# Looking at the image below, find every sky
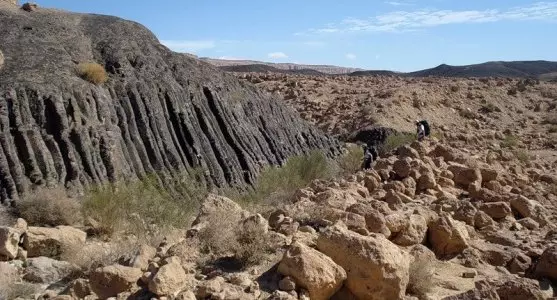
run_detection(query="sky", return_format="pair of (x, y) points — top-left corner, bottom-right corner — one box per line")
(38, 0), (557, 72)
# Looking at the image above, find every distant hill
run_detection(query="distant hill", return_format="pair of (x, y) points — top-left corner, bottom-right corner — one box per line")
(220, 64), (324, 76)
(201, 58), (363, 75)
(349, 60), (557, 79)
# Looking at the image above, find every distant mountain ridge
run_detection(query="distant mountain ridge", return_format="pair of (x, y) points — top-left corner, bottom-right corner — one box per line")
(200, 58), (363, 75)
(203, 57), (557, 78)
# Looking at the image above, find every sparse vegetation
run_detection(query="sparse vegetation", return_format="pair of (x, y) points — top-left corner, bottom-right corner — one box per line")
(76, 62), (108, 85)
(227, 150), (336, 210)
(543, 114), (557, 125)
(549, 125), (557, 133)
(514, 149), (530, 163)
(198, 209), (270, 268)
(379, 132), (415, 155)
(338, 144), (364, 175)
(501, 135), (519, 148)
(407, 258), (436, 298)
(479, 103), (501, 113)
(17, 186), (82, 227)
(82, 172), (207, 237)
(459, 108), (478, 119)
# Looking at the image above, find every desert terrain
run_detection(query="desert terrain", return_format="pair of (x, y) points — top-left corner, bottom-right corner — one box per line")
(2, 1), (557, 300)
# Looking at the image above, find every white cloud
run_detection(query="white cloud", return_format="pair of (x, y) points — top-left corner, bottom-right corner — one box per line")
(346, 53), (357, 60)
(385, 1), (413, 6)
(161, 40), (215, 53)
(268, 52), (288, 59)
(302, 2), (557, 34)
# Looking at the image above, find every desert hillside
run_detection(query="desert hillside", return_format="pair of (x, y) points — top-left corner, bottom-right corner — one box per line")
(1, 1), (557, 300)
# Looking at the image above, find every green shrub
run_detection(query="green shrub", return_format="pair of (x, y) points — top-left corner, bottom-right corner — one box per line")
(501, 135), (519, 148)
(338, 144), (364, 175)
(77, 62), (108, 85)
(379, 132), (415, 156)
(228, 150), (336, 210)
(514, 149), (530, 163)
(198, 209), (270, 268)
(17, 187), (82, 227)
(82, 171), (207, 237)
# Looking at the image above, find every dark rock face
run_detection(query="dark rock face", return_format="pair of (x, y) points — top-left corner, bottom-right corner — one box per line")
(341, 126), (398, 147)
(0, 6), (340, 203)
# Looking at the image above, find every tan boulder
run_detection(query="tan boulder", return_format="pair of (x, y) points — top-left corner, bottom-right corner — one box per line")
(392, 214), (427, 246)
(89, 264), (142, 299)
(130, 244), (157, 270)
(474, 211), (496, 229)
(448, 164), (482, 188)
(534, 245), (557, 282)
(346, 204), (390, 236)
(364, 175), (381, 193)
(24, 226), (86, 258)
(453, 201), (478, 226)
(278, 242), (346, 300)
(479, 202), (512, 220)
(393, 158), (412, 178)
(510, 196), (548, 225)
(314, 189), (359, 211)
(417, 172), (437, 191)
(0, 226), (22, 260)
(149, 260), (193, 296)
(428, 214), (470, 257)
(317, 223), (410, 300)
(191, 194), (246, 229)
(480, 168), (499, 183)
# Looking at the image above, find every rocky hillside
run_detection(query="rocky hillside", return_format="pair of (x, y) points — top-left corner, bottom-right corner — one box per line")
(2, 137), (557, 299)
(0, 4), (340, 203)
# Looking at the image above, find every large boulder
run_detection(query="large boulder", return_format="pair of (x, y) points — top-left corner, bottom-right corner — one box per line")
(277, 242), (346, 300)
(148, 260), (193, 296)
(448, 164), (482, 188)
(0, 226), (22, 260)
(417, 172), (437, 191)
(23, 226), (86, 258)
(130, 244), (157, 270)
(392, 214), (427, 246)
(89, 264), (142, 299)
(479, 202), (512, 220)
(191, 194), (246, 229)
(428, 215), (470, 257)
(510, 196), (548, 225)
(346, 204), (390, 236)
(23, 257), (79, 284)
(316, 223), (410, 300)
(393, 158), (412, 178)
(534, 245), (557, 282)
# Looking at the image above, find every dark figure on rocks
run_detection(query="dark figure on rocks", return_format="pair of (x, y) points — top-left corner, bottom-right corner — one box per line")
(362, 145), (378, 170)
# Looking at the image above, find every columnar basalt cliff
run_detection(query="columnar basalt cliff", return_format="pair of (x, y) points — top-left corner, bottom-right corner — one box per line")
(0, 6), (340, 202)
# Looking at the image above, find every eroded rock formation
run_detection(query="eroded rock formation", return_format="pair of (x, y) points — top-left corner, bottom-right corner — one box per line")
(0, 6), (340, 202)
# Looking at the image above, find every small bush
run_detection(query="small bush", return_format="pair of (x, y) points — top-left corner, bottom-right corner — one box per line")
(501, 135), (519, 148)
(229, 150), (336, 209)
(544, 114), (557, 125)
(77, 62), (108, 85)
(379, 132), (415, 156)
(17, 186), (82, 227)
(198, 210), (270, 268)
(549, 125), (557, 133)
(514, 149), (530, 163)
(82, 171), (207, 237)
(407, 258), (436, 298)
(61, 238), (142, 273)
(479, 103), (501, 113)
(459, 109), (478, 119)
(338, 144), (364, 175)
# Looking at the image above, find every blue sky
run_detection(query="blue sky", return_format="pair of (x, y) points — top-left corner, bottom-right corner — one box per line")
(39, 1), (557, 72)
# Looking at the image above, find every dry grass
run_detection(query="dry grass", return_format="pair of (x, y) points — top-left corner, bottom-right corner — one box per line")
(198, 210), (270, 268)
(82, 172), (207, 237)
(61, 238), (143, 273)
(17, 186), (82, 227)
(227, 150), (336, 210)
(379, 132), (415, 156)
(514, 149), (530, 163)
(0, 206), (17, 227)
(407, 258), (436, 298)
(76, 62), (108, 85)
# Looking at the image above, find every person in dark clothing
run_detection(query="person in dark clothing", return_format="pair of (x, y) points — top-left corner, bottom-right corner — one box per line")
(362, 144), (378, 170)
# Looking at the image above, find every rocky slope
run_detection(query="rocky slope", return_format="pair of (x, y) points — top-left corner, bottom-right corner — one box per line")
(201, 58), (364, 75)
(0, 4), (340, 203)
(2, 138), (557, 299)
